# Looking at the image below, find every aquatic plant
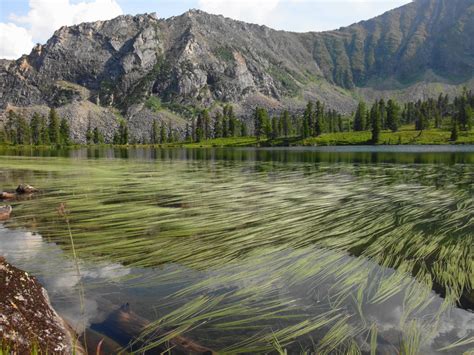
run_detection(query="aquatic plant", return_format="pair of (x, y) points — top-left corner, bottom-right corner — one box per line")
(0, 153), (472, 353)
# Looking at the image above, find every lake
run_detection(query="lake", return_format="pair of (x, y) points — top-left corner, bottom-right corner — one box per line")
(0, 146), (473, 354)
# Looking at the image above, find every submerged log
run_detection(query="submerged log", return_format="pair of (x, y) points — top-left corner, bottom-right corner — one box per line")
(80, 328), (126, 355)
(91, 303), (215, 354)
(0, 205), (12, 221)
(1, 184), (38, 201)
(0, 257), (83, 354)
(0, 192), (16, 200)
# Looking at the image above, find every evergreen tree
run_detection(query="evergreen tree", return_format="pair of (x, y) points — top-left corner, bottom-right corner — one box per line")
(254, 107), (269, 140)
(4, 111), (17, 144)
(282, 110), (291, 137)
(151, 120), (159, 144)
(213, 112), (223, 138)
(30, 112), (41, 145)
(415, 102), (429, 131)
(202, 109), (211, 139)
(160, 121), (167, 144)
(191, 118), (196, 142)
(240, 122), (248, 136)
(195, 111), (204, 142)
(39, 116), (50, 145)
(370, 101), (381, 144)
(118, 120), (128, 145)
(59, 118), (70, 145)
(386, 99), (400, 132)
(314, 101), (324, 136)
(93, 127), (104, 144)
(271, 116), (279, 139)
(48, 108), (60, 145)
(222, 114), (229, 138)
(86, 121), (93, 144)
(16, 114), (31, 145)
(378, 99), (387, 129)
(185, 123), (191, 142)
(337, 114), (343, 132)
(450, 117), (459, 141)
(302, 101), (313, 138)
(168, 121), (174, 143)
(353, 101), (366, 131)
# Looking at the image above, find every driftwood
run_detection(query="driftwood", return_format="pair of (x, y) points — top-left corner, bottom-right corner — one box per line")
(0, 184), (38, 201)
(91, 304), (215, 354)
(80, 328), (125, 355)
(0, 205), (12, 221)
(16, 184), (38, 194)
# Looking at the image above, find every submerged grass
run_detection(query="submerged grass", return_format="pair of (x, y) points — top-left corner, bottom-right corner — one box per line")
(0, 154), (472, 353)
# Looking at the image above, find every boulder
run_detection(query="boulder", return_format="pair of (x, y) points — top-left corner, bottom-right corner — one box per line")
(0, 257), (83, 354)
(0, 205), (12, 221)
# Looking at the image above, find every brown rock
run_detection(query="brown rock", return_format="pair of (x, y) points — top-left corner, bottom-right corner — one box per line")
(0, 205), (12, 221)
(15, 184), (38, 194)
(0, 258), (83, 354)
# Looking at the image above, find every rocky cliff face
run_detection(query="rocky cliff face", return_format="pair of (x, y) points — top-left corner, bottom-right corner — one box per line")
(0, 0), (473, 141)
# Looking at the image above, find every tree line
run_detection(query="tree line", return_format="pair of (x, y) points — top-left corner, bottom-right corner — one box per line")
(1, 89), (472, 146)
(0, 108), (70, 146)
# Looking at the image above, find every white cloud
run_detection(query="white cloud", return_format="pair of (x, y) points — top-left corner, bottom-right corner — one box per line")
(0, 22), (34, 59)
(1, 0), (123, 60)
(198, 0), (281, 25)
(197, 0), (412, 32)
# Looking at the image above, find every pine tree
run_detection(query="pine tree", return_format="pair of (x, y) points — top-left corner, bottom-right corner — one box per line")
(271, 116), (279, 139)
(353, 101), (366, 131)
(195, 112), (204, 142)
(151, 120), (159, 144)
(240, 122), (248, 136)
(30, 112), (41, 145)
(213, 112), (223, 138)
(48, 108), (60, 145)
(378, 99), (387, 130)
(302, 102), (313, 138)
(39, 116), (50, 145)
(93, 127), (104, 144)
(386, 99), (400, 132)
(185, 123), (191, 142)
(160, 121), (167, 144)
(370, 101), (381, 144)
(4, 111), (17, 144)
(167, 120), (174, 143)
(16, 114), (31, 145)
(254, 107), (269, 140)
(118, 120), (128, 145)
(59, 118), (70, 145)
(191, 118), (196, 142)
(86, 121), (93, 144)
(281, 110), (291, 137)
(202, 109), (211, 139)
(315, 101), (324, 136)
(450, 117), (459, 141)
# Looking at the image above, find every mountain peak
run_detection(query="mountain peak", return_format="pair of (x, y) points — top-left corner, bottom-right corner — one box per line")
(0, 0), (472, 129)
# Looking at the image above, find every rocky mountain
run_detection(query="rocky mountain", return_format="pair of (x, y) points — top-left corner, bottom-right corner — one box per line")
(0, 0), (473, 142)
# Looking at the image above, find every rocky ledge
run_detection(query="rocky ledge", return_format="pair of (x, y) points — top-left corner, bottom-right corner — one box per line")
(0, 256), (83, 354)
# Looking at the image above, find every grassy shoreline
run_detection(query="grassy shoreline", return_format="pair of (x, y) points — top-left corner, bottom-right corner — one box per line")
(1, 129), (473, 150)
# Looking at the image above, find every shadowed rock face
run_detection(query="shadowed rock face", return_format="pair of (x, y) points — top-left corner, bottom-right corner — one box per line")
(0, 0), (473, 139)
(0, 257), (82, 354)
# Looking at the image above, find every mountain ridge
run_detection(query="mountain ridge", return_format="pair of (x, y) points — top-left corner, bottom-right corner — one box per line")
(0, 0), (473, 141)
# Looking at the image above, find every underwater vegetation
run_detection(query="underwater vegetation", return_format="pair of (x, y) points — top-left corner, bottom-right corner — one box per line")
(0, 151), (472, 354)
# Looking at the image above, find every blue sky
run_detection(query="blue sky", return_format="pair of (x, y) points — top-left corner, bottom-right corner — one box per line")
(0, 0), (412, 59)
